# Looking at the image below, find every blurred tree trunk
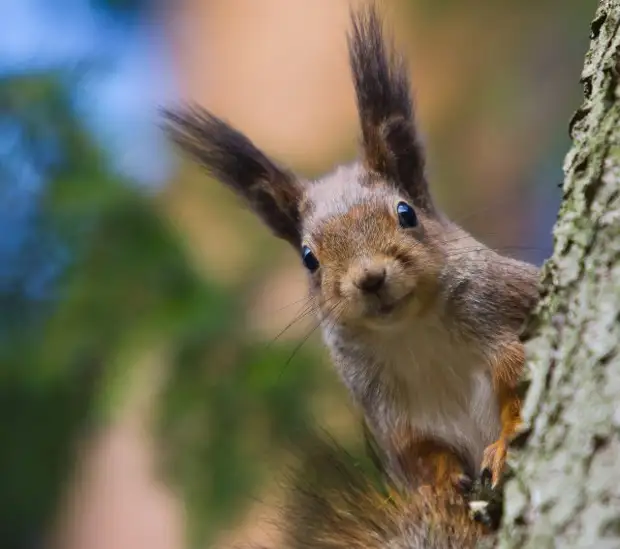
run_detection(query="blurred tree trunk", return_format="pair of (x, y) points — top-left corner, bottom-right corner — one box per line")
(498, 1), (620, 547)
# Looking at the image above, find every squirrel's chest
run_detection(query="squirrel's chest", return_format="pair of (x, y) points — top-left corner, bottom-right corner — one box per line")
(374, 329), (501, 466)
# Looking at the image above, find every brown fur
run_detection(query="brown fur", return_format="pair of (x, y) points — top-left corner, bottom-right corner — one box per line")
(164, 3), (541, 545)
(348, 5), (432, 212)
(275, 431), (487, 549)
(396, 436), (470, 491)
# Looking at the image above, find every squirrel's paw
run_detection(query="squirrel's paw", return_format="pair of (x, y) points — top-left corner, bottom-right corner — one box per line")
(480, 438), (507, 488)
(468, 449), (510, 532)
(468, 472), (505, 532)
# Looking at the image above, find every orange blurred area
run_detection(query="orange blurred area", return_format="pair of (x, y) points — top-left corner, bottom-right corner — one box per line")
(1, 1), (595, 548)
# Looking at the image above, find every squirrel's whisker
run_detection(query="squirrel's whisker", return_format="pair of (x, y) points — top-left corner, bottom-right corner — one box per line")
(278, 301), (341, 379)
(266, 295), (342, 348)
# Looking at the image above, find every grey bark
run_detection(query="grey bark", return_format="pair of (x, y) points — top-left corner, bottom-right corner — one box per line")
(497, 1), (620, 547)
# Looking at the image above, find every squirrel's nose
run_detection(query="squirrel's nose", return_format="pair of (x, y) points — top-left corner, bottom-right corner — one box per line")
(355, 268), (386, 294)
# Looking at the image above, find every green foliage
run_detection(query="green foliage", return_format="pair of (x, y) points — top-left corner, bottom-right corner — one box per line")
(159, 340), (320, 546)
(0, 72), (320, 548)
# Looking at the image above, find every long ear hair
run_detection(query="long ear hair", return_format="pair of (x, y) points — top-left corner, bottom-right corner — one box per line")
(348, 5), (433, 212)
(163, 107), (302, 246)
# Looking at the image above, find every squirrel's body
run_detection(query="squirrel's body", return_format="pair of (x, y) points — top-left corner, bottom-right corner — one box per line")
(308, 161), (538, 481)
(164, 3), (540, 545)
(324, 307), (502, 474)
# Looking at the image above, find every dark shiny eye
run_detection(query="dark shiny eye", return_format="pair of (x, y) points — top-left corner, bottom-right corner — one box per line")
(396, 201), (418, 228)
(302, 245), (320, 272)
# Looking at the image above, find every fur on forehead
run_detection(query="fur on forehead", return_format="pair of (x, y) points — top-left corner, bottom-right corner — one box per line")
(301, 163), (408, 232)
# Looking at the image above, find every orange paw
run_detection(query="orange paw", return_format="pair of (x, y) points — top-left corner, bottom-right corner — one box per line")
(481, 438), (508, 487)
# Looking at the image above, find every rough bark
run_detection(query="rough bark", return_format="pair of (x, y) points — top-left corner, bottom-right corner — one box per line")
(497, 1), (620, 547)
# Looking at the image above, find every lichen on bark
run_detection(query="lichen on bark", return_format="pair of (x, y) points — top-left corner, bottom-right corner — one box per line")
(498, 1), (620, 547)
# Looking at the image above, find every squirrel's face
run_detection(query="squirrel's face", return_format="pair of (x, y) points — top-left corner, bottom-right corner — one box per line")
(300, 165), (445, 330)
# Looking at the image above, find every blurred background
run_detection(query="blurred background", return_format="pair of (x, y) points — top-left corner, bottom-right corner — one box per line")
(0, 0), (596, 548)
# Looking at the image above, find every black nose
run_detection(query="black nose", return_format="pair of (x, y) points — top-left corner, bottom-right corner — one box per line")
(356, 268), (386, 293)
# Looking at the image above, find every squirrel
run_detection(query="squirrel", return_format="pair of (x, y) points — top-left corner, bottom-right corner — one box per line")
(164, 1), (540, 537)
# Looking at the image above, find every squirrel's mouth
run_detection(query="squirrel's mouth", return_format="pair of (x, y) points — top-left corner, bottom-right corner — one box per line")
(371, 290), (414, 318)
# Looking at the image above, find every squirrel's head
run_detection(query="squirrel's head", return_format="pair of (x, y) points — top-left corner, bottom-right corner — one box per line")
(298, 164), (445, 329)
(164, 6), (447, 330)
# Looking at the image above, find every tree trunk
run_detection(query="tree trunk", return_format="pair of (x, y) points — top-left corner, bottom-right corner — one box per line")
(498, 1), (620, 547)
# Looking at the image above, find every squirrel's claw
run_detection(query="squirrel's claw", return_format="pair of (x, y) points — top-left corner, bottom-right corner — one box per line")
(480, 438), (508, 487)
(479, 467), (493, 488)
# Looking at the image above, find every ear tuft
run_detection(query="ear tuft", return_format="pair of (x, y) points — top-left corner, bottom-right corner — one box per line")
(162, 106), (302, 246)
(348, 5), (433, 211)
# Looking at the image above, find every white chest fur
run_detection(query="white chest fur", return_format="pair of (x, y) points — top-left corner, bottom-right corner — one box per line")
(352, 316), (501, 469)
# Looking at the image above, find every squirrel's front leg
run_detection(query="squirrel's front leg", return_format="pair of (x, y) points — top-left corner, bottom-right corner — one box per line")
(363, 401), (473, 495)
(481, 386), (521, 487)
(481, 342), (524, 487)
(395, 432), (473, 495)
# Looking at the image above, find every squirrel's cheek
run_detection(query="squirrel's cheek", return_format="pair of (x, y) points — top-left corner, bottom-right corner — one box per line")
(337, 277), (357, 303)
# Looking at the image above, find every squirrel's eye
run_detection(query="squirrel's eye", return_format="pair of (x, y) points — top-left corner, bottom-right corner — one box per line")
(302, 246), (320, 272)
(396, 201), (418, 228)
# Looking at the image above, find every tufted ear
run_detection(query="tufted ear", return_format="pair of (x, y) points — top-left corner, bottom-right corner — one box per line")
(348, 6), (433, 212)
(163, 107), (303, 247)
